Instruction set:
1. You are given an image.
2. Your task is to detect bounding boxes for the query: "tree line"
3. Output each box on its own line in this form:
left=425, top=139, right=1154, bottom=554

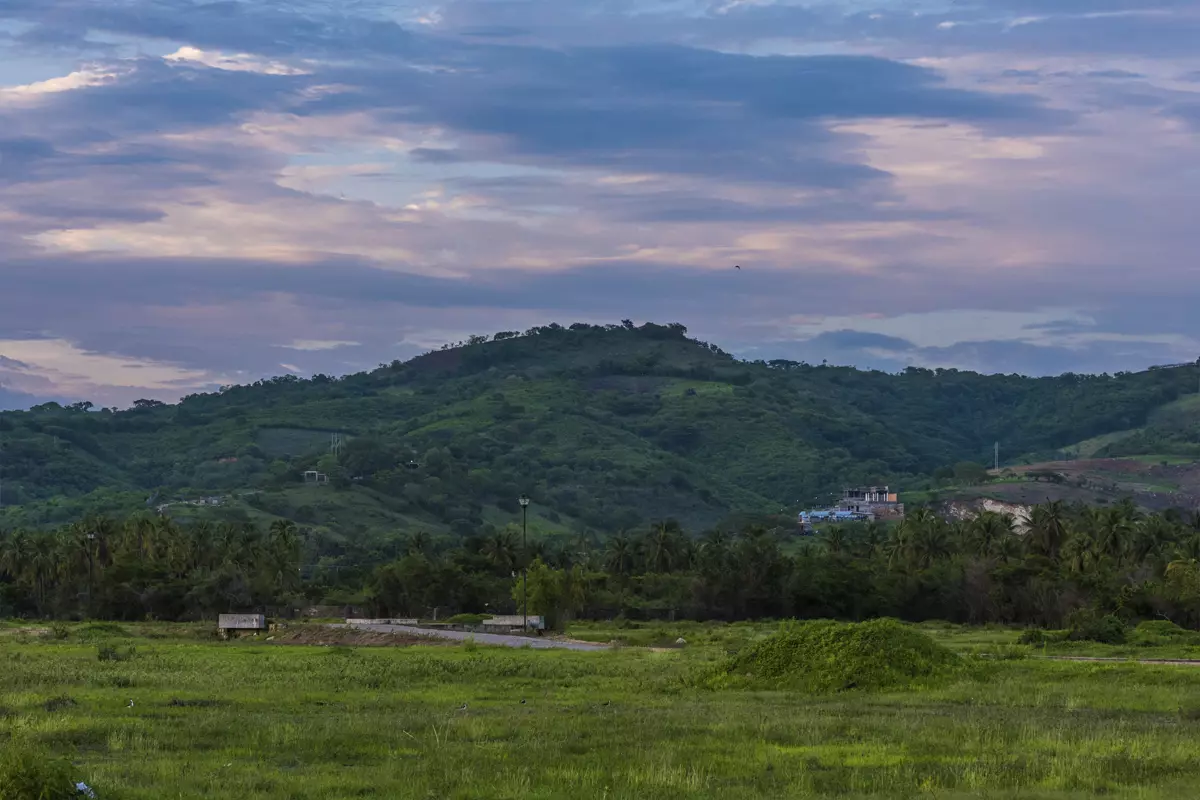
left=0, top=517, right=302, bottom=619
left=5, top=501, right=1200, bottom=630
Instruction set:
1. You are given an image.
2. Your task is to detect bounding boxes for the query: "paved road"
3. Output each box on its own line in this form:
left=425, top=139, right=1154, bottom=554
left=337, top=623, right=610, bottom=651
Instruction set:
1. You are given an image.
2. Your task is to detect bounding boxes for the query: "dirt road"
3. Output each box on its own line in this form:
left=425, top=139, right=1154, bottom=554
left=335, top=623, right=610, bottom=651
left=1042, top=655, right=1200, bottom=667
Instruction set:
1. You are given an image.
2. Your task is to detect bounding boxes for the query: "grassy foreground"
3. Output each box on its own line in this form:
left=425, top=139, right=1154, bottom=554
left=4, top=623, right=1200, bottom=798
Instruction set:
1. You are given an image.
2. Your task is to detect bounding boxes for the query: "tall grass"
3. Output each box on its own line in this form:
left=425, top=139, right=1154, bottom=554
left=4, top=622, right=1200, bottom=798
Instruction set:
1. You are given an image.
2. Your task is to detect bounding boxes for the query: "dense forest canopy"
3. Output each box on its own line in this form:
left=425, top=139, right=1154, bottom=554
left=6, top=502, right=1200, bottom=637
left=1, top=321, right=1199, bottom=543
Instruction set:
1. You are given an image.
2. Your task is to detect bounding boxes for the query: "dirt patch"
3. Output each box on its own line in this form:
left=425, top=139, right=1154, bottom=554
left=975, top=457, right=1200, bottom=512
left=269, top=626, right=450, bottom=648
left=0, top=627, right=51, bottom=638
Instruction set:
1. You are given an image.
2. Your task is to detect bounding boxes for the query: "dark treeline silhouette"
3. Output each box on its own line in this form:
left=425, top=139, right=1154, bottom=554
left=0, top=517, right=302, bottom=620
left=6, top=501, right=1200, bottom=629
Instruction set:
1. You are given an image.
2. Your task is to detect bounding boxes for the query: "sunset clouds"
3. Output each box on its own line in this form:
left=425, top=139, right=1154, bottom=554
left=1, top=0, right=1198, bottom=405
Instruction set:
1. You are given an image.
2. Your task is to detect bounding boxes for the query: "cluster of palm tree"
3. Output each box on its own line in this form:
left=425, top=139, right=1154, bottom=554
left=875, top=500, right=1200, bottom=576
left=0, top=516, right=302, bottom=619
left=11, top=500, right=1200, bottom=626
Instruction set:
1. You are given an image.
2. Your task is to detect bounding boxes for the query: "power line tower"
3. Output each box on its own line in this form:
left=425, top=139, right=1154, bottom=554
left=330, top=433, right=343, bottom=459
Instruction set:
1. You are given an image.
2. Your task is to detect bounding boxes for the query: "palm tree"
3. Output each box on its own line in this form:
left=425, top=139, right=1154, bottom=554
left=891, top=508, right=948, bottom=569
left=28, top=535, right=59, bottom=616
left=1132, top=514, right=1178, bottom=572
left=268, top=519, right=301, bottom=594
left=605, top=533, right=637, bottom=576
left=0, top=530, right=32, bottom=582
left=1096, top=506, right=1136, bottom=563
left=1027, top=501, right=1068, bottom=561
left=821, top=526, right=847, bottom=555
left=482, top=529, right=518, bottom=573
left=407, top=531, right=432, bottom=556
left=969, top=511, right=1014, bottom=559
left=644, top=520, right=686, bottom=573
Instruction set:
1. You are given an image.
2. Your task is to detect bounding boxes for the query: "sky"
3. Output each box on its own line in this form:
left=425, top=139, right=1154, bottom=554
left=1, top=0, right=1199, bottom=408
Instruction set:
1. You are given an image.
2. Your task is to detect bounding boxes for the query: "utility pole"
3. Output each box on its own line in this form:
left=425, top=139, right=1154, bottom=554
left=518, top=495, right=530, bottom=632
left=994, top=441, right=999, bottom=472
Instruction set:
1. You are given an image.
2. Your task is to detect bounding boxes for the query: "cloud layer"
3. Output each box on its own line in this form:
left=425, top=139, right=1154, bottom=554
left=0, top=0, right=1199, bottom=404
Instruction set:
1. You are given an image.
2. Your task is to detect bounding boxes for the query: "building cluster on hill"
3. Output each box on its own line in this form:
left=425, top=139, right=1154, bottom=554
left=799, top=487, right=905, bottom=532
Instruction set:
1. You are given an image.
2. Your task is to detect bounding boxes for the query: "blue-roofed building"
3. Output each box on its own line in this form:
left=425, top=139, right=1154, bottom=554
left=799, top=486, right=905, bottom=532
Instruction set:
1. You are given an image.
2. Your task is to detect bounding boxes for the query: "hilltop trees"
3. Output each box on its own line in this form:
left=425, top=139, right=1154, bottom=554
left=6, top=319, right=1200, bottom=539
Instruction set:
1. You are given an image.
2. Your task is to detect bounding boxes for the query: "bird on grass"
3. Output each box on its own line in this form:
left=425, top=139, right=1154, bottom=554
left=127, top=699, right=134, bottom=708
left=457, top=702, right=468, bottom=712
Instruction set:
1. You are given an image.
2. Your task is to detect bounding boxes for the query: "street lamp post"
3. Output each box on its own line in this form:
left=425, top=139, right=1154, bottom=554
left=518, top=494, right=530, bottom=632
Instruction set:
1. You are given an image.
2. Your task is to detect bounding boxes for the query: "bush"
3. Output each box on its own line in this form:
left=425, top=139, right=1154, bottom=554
left=1066, top=612, right=1127, bottom=644
left=1017, top=628, right=1068, bottom=646
left=445, top=614, right=488, bottom=625
left=1017, top=629, right=1048, bottom=646
left=97, top=644, right=136, bottom=662
left=1131, top=619, right=1200, bottom=647
left=0, top=743, right=81, bottom=800
left=706, top=618, right=963, bottom=693
left=76, top=623, right=132, bottom=641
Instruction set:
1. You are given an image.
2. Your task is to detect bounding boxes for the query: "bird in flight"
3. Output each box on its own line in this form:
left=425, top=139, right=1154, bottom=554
left=734, top=265, right=741, bottom=270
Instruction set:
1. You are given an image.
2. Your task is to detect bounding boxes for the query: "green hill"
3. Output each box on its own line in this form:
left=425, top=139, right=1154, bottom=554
left=2, top=321, right=1199, bottom=544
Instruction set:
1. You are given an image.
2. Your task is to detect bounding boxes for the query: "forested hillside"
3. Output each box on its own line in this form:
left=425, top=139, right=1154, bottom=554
left=1, top=321, right=1198, bottom=543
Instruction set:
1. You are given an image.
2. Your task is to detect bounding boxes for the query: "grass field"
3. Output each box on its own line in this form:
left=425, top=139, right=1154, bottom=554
left=5, top=621, right=1200, bottom=798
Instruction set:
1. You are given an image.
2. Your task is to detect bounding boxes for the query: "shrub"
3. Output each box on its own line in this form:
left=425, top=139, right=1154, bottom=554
left=1017, top=629, right=1048, bottom=646
left=1131, top=620, right=1200, bottom=647
left=42, top=696, right=77, bottom=713
left=705, top=618, right=963, bottom=693
left=1066, top=612, right=1127, bottom=644
left=445, top=614, right=488, bottom=625
left=1017, top=628, right=1068, bottom=646
left=97, top=644, right=136, bottom=662
left=76, top=623, right=132, bottom=641
left=0, top=743, right=81, bottom=800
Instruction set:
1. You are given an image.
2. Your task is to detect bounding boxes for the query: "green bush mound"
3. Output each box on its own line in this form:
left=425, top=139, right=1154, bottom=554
left=707, top=619, right=963, bottom=693
left=0, top=743, right=85, bottom=800
left=1130, top=620, right=1200, bottom=647
left=1066, top=612, right=1127, bottom=644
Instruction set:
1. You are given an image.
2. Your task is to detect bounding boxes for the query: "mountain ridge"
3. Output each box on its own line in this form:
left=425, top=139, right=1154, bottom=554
left=1, top=321, right=1199, bottom=540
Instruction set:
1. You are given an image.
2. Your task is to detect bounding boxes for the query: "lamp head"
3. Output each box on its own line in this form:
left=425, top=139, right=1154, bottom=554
left=518, top=495, right=530, bottom=508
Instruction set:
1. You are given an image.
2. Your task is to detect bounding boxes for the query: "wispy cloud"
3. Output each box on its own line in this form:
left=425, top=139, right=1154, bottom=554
left=0, top=0, right=1196, bottom=404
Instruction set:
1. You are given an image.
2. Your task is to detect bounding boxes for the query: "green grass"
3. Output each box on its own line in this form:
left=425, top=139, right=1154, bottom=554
left=1128, top=455, right=1195, bottom=466
left=1061, top=429, right=1141, bottom=459
left=6, top=622, right=1200, bottom=798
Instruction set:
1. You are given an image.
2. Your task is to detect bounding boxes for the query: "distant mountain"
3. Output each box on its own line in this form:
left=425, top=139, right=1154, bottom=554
left=1, top=321, right=1198, bottom=541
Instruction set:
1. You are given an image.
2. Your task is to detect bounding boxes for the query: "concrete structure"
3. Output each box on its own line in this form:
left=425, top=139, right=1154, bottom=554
left=218, top=614, right=266, bottom=638
left=346, top=618, right=419, bottom=626
left=837, top=486, right=904, bottom=520
left=799, top=486, right=905, bottom=531
left=482, top=615, right=545, bottom=631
